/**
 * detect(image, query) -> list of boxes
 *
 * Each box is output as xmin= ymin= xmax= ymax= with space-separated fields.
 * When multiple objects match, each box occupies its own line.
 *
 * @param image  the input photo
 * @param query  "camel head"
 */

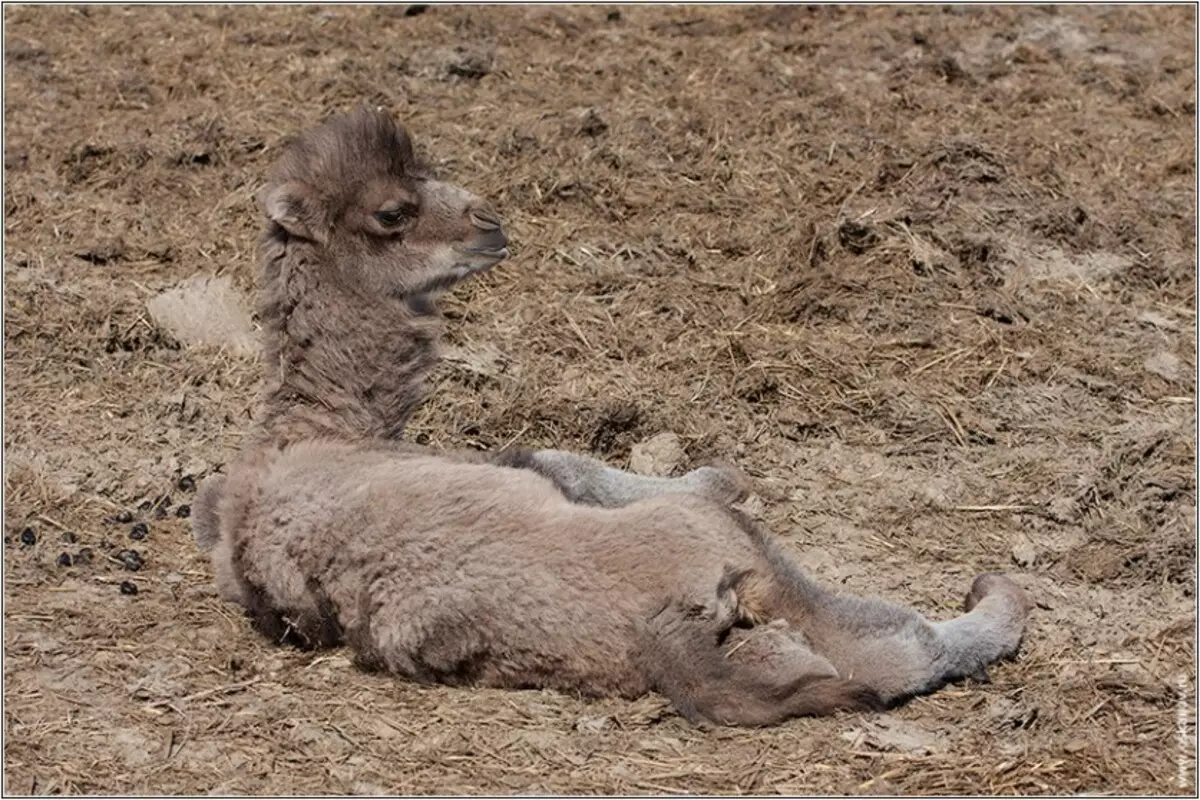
xmin=261 ymin=107 xmax=508 ymax=304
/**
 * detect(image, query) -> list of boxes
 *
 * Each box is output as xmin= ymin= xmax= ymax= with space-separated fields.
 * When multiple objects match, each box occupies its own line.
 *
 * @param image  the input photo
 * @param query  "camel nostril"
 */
xmin=469 ymin=209 xmax=502 ymax=232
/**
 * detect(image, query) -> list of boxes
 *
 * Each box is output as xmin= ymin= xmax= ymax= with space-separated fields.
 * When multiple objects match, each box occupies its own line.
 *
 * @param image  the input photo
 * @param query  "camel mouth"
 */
xmin=465 ymin=246 xmax=509 ymax=260
xmin=455 ymin=244 xmax=510 ymax=267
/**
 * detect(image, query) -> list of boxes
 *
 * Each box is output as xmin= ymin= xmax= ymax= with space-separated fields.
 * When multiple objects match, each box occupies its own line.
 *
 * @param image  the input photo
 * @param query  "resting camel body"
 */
xmin=194 ymin=108 xmax=1031 ymax=727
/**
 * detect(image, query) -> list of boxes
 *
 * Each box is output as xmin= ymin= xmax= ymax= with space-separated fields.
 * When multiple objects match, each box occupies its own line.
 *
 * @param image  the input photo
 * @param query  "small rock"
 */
xmin=119 ymin=581 xmax=139 ymax=596
xmin=20 ymin=527 xmax=37 ymax=546
xmin=629 ymin=432 xmax=685 ymax=477
xmin=987 ymin=696 xmax=1040 ymax=729
xmin=146 ymin=275 xmax=258 ymax=357
xmin=164 ymin=571 xmax=184 ymax=585
xmin=1063 ymin=738 xmax=1088 ymax=754
xmin=846 ymin=719 xmax=947 ymax=755
xmin=442 ymin=343 xmax=507 ymax=379
xmin=1011 ymin=536 xmax=1038 ymax=568
xmin=575 ymin=715 xmax=612 ymax=733
xmin=1045 ymin=495 xmax=1076 ymax=523
xmin=1137 ymin=310 xmax=1179 ymax=331
xmin=56 ymin=552 xmax=72 ymax=567
xmin=129 ymin=522 xmax=149 ymax=541
xmin=441 ymin=46 xmax=492 ymax=80
xmin=1144 ymin=351 xmax=1182 ymax=382
xmin=175 ymin=504 xmax=191 ymax=519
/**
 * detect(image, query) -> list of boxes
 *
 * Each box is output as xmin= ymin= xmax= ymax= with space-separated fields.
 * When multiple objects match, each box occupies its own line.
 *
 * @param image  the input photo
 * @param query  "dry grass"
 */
xmin=4 ymin=4 xmax=1196 ymax=794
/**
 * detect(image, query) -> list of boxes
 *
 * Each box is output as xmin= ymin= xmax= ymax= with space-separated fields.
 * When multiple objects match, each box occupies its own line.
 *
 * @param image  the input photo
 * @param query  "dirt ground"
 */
xmin=4 ymin=4 xmax=1196 ymax=795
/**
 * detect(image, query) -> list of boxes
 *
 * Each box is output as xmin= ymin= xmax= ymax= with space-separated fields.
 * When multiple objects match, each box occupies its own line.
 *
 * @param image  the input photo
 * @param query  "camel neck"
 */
xmin=255 ymin=235 xmax=443 ymax=445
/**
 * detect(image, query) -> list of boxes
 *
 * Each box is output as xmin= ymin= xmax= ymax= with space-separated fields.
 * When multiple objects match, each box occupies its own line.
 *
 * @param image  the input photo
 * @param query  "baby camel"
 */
xmin=195 ymin=108 xmax=1031 ymax=727
xmin=193 ymin=107 xmax=743 ymax=540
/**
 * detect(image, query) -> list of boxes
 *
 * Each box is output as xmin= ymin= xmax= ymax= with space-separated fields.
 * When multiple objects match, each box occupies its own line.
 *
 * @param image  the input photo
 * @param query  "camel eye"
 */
xmin=374 ymin=207 xmax=410 ymax=227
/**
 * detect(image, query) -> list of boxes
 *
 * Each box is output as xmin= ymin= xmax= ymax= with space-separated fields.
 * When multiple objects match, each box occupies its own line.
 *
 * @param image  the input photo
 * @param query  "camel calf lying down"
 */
xmin=195 ymin=108 xmax=1030 ymax=727
xmin=202 ymin=441 xmax=1028 ymax=726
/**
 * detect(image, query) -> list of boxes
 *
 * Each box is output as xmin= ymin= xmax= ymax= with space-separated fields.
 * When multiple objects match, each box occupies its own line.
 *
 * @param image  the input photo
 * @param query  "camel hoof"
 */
xmin=964 ymin=573 xmax=1032 ymax=616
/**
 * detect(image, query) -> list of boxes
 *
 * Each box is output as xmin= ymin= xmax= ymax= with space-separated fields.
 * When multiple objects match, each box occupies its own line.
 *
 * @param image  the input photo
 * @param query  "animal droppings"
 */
xmin=61 ymin=531 xmax=77 ymax=544
xmin=579 ymin=109 xmax=608 ymax=138
xmin=56 ymin=552 xmax=72 ymax=567
xmin=109 ymin=510 xmax=134 ymax=525
xmin=177 ymin=475 xmax=197 ymax=493
xmin=20 ymin=527 xmax=37 ymax=546
xmin=129 ymin=522 xmax=149 ymax=541
xmin=119 ymin=581 xmax=139 ymax=596
xmin=118 ymin=549 xmax=144 ymax=571
xmin=152 ymin=495 xmax=171 ymax=518
xmin=75 ymin=548 xmax=94 ymax=566
xmin=175 ymin=504 xmax=191 ymax=519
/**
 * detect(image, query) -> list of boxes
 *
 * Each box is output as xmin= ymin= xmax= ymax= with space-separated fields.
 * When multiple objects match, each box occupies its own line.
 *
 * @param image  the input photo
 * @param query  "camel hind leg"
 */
xmin=757 ymin=566 xmax=1032 ymax=706
xmin=722 ymin=510 xmax=1032 ymax=706
xmin=637 ymin=602 xmax=883 ymax=727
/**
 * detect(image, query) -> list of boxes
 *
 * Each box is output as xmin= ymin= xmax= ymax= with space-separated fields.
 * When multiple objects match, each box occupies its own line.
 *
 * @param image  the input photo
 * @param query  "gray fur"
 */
xmin=208 ymin=442 xmax=1031 ymax=725
xmin=525 ymin=450 xmax=749 ymax=508
xmin=196 ymin=108 xmax=1032 ymax=727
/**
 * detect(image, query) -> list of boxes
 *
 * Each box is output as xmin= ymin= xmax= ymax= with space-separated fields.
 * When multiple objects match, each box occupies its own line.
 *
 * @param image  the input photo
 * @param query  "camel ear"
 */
xmin=263 ymin=181 xmax=327 ymax=245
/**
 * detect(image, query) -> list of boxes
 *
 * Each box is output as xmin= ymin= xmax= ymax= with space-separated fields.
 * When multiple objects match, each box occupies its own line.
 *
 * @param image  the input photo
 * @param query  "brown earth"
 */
xmin=3 ymin=4 xmax=1196 ymax=795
